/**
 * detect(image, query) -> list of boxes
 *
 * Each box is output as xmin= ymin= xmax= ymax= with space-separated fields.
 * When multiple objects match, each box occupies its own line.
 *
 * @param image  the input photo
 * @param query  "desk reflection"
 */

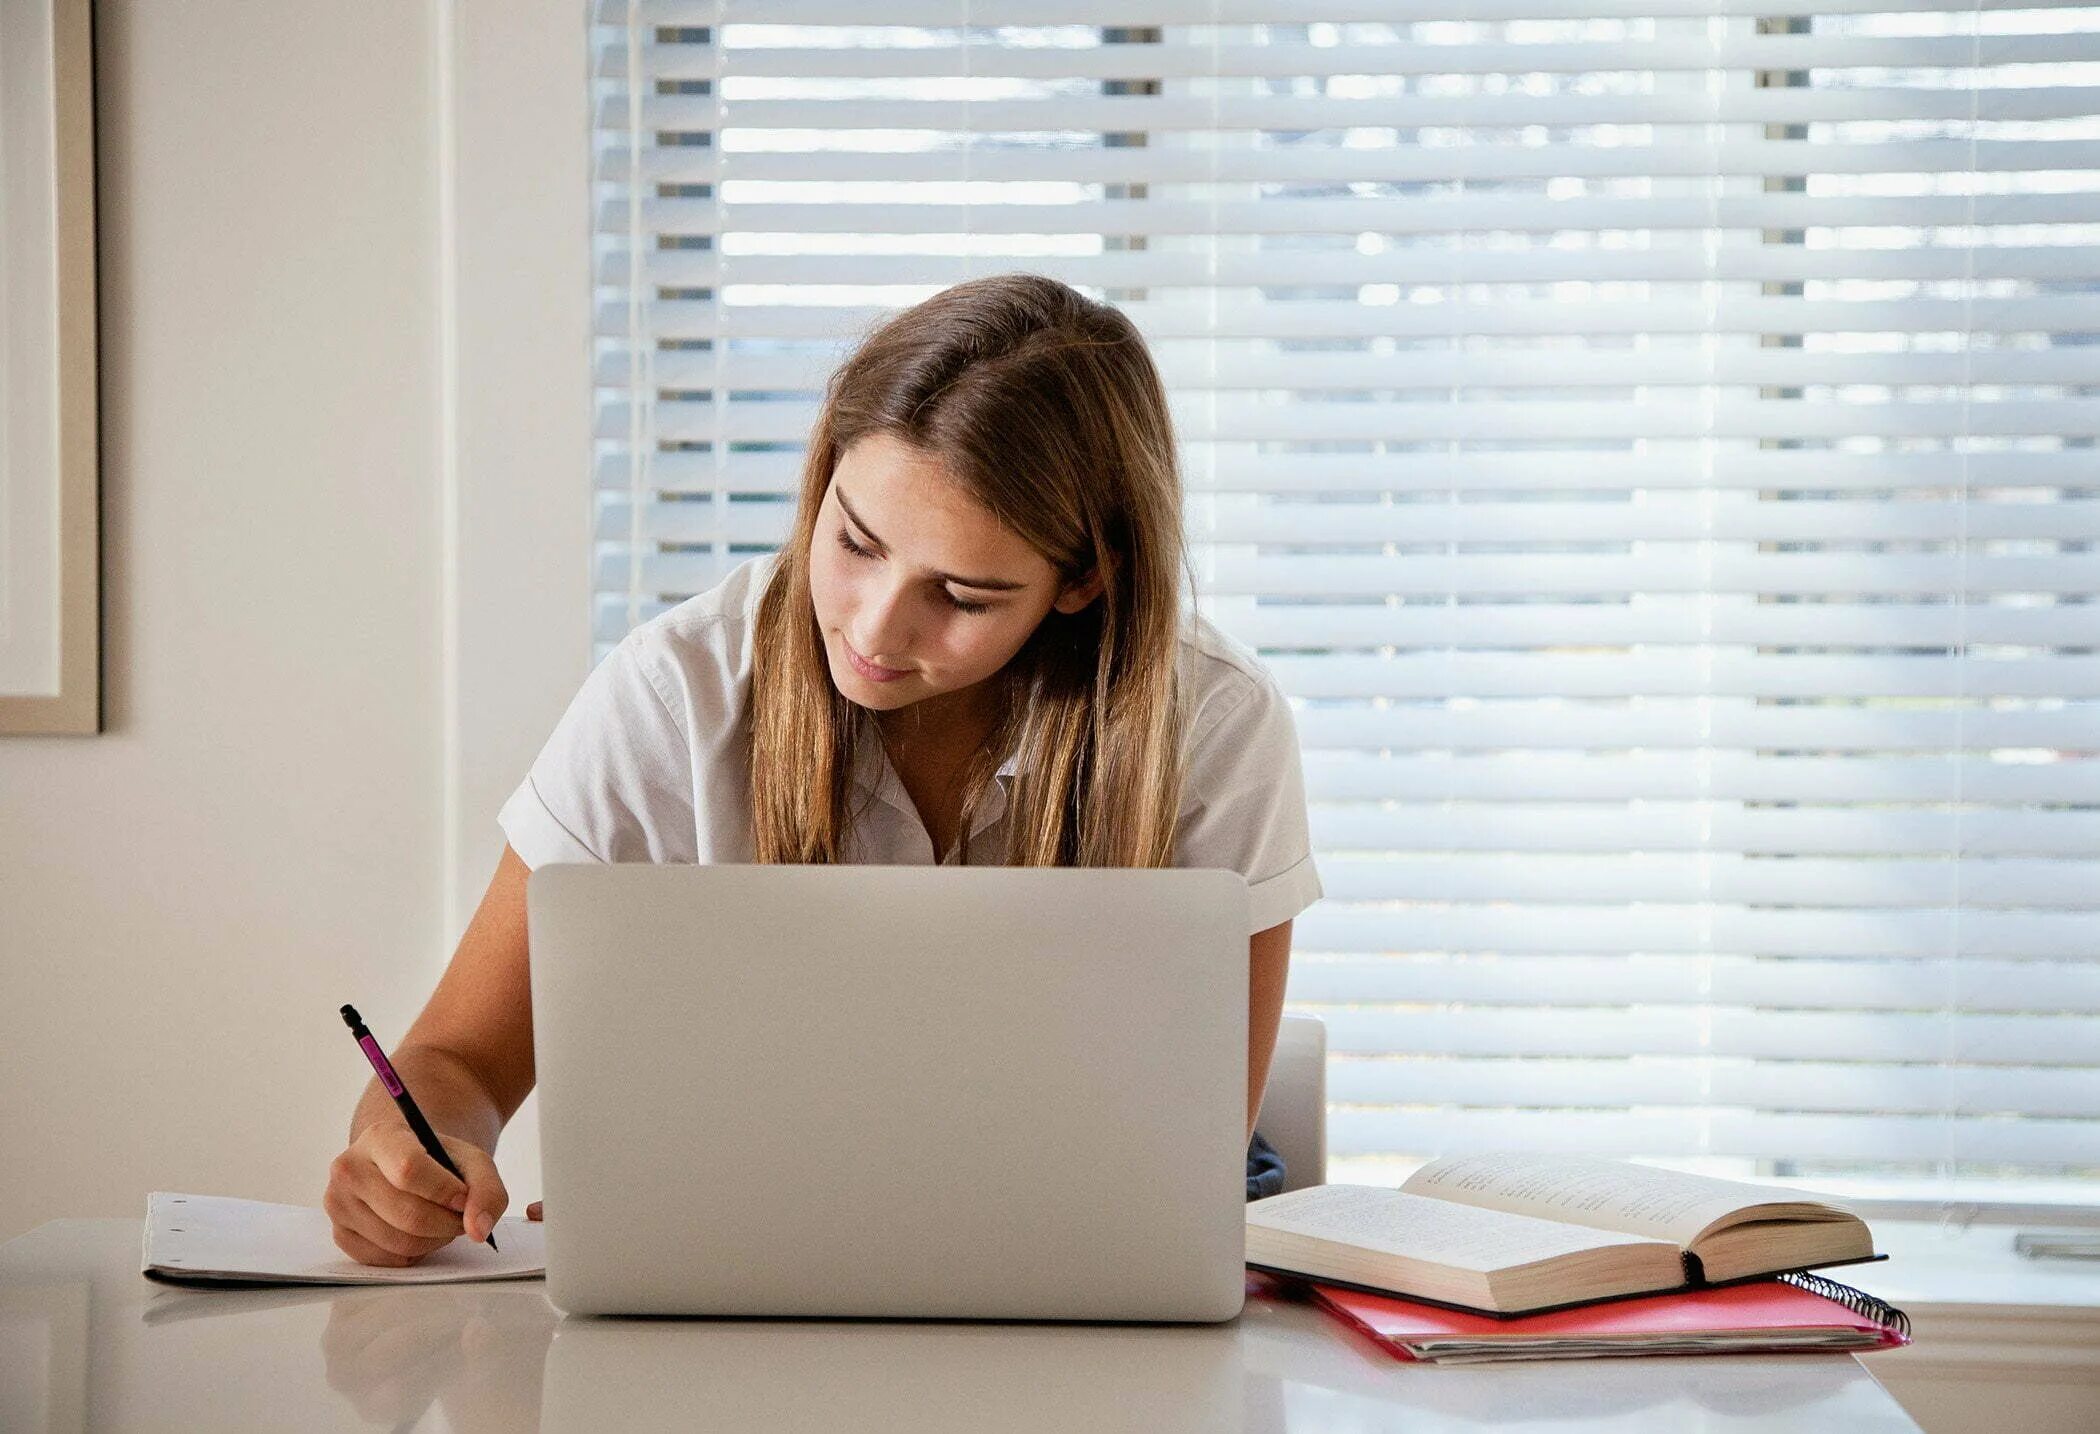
xmin=317 ymin=1284 xmax=554 ymax=1430
xmin=295 ymin=1272 xmax=1887 ymax=1434
xmin=541 ymin=1315 xmax=1251 ymax=1434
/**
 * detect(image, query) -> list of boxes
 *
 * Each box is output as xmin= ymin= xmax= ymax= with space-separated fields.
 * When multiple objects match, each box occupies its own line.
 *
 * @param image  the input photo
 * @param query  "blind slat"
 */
xmin=620 ymin=396 xmax=2100 ymax=443
xmin=607 ymin=296 xmax=2100 ymax=340
xmin=1300 ymin=753 xmax=2100 ymax=803
xmin=1326 ymin=1109 xmax=2096 ymax=1164
xmin=608 ymin=340 xmax=2100 ymax=390
xmin=1312 ymin=1006 xmax=2099 ymax=1064
xmin=1323 ymin=1056 xmax=2100 ymax=1120
xmin=1315 ymin=854 xmax=2100 ymax=908
xmin=1310 ymin=806 xmax=2100 ymax=856
xmin=610 ymin=139 xmax=2100 ymax=186
xmin=1291 ymin=956 xmax=2100 ymax=1016
xmin=604 ymin=192 xmax=2100 ymax=237
xmin=1295 ymin=708 xmax=2100 ymax=758
xmin=1237 ymin=603 xmax=2100 ymax=651
xmin=615 ymin=0 xmax=2100 ymax=23
xmin=617 ymin=85 xmax=2100 ymax=131
xmin=612 ymin=34 xmax=2100 ymax=82
xmin=1296 ymin=906 xmax=2097 ymax=958
xmin=599 ymin=448 xmax=2097 ymax=495
xmin=604 ymin=493 xmax=2100 ymax=548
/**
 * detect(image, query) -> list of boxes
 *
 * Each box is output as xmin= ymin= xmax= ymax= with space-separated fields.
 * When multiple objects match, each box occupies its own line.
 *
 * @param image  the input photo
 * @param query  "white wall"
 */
xmin=0 ymin=0 xmax=465 ymax=1242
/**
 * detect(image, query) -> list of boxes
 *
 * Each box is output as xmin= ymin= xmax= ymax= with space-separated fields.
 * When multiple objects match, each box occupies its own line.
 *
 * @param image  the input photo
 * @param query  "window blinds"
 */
xmin=590 ymin=1 xmax=2100 ymax=1197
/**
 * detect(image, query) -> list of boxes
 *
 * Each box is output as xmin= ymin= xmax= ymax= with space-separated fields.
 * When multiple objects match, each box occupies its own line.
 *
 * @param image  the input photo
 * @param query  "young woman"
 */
xmin=324 ymin=274 xmax=1323 ymax=1266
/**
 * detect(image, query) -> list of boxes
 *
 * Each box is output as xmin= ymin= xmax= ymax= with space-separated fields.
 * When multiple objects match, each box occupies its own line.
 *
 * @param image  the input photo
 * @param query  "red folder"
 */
xmin=1273 ymin=1274 xmax=1911 ymax=1365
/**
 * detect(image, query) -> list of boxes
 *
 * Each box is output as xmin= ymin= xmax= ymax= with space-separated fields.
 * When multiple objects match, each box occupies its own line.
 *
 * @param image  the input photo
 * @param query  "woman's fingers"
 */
xmin=439 ymin=1135 xmax=509 ymax=1243
xmin=359 ymin=1175 xmax=468 ymax=1241
xmin=329 ymin=1222 xmax=414 ymax=1268
xmin=368 ymin=1127 xmax=471 ymax=1211
xmin=327 ymin=1186 xmax=451 ymax=1262
xmin=526 ymin=1200 xmax=543 ymax=1221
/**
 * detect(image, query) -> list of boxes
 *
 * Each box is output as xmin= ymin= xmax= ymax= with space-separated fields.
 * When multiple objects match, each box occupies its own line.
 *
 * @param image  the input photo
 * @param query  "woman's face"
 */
xmin=808 ymin=432 xmax=1100 ymax=724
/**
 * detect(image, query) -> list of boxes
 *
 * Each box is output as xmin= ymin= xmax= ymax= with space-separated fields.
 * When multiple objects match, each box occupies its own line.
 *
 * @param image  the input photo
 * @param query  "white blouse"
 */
xmin=498 ymin=550 xmax=1323 ymax=935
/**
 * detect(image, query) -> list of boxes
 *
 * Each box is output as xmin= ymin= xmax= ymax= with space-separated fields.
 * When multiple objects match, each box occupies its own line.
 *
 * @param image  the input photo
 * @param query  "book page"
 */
xmin=1246 ymin=1186 xmax=1662 ymax=1273
xmin=1400 ymin=1154 xmax=1815 ymax=1245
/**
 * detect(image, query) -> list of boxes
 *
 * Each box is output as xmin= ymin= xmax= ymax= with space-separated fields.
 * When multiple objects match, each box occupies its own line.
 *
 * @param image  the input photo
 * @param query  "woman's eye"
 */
xmin=835 ymin=527 xmax=993 ymax=615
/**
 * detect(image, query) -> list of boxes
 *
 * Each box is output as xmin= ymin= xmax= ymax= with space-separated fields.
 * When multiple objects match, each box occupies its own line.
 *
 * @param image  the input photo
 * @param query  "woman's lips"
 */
xmin=843 ymin=638 xmax=911 ymax=683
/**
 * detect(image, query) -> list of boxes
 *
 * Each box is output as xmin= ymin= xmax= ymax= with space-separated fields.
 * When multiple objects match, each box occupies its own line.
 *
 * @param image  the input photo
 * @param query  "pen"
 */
xmin=339 ymin=1004 xmax=498 ymax=1251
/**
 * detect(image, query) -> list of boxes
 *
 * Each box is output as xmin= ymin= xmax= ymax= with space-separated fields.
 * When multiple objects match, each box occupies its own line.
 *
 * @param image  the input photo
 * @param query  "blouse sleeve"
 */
xmin=1173 ymin=670 xmax=1324 ymax=936
xmin=495 ymin=633 xmax=698 ymax=868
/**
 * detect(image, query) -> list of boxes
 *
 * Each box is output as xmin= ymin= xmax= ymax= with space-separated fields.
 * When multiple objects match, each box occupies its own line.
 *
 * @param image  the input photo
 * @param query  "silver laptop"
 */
xmin=526 ymin=863 xmax=1251 ymax=1322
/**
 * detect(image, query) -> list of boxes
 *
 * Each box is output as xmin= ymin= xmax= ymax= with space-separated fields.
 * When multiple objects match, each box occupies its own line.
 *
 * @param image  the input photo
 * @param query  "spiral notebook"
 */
xmin=139 ymin=1193 xmax=545 ymax=1286
xmin=1281 ymin=1271 xmax=1911 ymax=1365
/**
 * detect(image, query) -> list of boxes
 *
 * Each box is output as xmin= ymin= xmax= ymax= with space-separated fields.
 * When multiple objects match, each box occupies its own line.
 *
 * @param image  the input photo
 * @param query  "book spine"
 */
xmin=1779 ymin=1271 xmax=1911 ymax=1338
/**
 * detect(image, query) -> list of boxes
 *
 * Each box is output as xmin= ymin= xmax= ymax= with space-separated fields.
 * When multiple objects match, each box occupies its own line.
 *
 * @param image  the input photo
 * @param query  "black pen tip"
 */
xmin=486 ymin=1233 xmax=499 ymax=1251
xmin=340 ymin=1004 xmax=362 ymax=1029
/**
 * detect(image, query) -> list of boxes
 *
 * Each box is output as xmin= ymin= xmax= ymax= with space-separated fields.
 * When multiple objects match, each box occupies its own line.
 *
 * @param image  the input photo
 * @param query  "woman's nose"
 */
xmin=850 ymin=581 xmax=915 ymax=662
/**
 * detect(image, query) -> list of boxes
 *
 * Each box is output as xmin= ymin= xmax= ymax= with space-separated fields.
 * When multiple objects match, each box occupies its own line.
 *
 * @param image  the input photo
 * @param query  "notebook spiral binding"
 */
xmin=1779 ymin=1270 xmax=1911 ymax=1338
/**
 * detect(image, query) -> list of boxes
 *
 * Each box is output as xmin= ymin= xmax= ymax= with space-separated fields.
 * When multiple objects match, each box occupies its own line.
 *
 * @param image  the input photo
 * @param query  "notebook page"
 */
xmin=1401 ymin=1154 xmax=1820 ymax=1245
xmin=142 ymin=1192 xmax=545 ymax=1285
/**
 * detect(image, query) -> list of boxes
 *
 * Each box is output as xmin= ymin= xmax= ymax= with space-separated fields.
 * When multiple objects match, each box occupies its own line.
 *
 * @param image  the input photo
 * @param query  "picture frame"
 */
xmin=0 ymin=0 xmax=100 ymax=734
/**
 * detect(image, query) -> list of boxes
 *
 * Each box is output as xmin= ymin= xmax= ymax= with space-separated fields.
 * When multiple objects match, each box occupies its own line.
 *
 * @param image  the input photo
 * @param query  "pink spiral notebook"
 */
xmin=1257 ymin=1271 xmax=1912 ymax=1365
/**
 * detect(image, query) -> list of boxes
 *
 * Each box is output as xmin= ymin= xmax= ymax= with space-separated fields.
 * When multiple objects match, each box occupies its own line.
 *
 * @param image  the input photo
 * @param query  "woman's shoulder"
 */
xmin=614 ymin=549 xmax=783 ymax=717
xmin=1175 ymin=607 xmax=1283 ymax=752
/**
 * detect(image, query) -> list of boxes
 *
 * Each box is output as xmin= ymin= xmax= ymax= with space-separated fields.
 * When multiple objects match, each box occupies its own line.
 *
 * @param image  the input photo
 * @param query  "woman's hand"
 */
xmin=325 ymin=1122 xmax=509 ymax=1266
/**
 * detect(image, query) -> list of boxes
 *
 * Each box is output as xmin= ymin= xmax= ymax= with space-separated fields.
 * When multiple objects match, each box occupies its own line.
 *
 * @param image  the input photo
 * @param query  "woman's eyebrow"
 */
xmin=834 ymin=487 xmax=1028 ymax=592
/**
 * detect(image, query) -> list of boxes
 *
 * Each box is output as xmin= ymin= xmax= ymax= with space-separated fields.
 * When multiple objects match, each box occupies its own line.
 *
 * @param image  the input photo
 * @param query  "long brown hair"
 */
xmin=747 ymin=273 xmax=1194 ymax=868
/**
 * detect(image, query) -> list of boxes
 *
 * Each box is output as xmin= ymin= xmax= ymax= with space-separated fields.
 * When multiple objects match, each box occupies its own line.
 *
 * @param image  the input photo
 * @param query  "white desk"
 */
xmin=2 ymin=1220 xmax=1922 ymax=1433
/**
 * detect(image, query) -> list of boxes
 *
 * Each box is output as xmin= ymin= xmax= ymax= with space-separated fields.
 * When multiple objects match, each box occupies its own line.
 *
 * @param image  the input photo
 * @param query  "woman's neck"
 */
xmin=875 ymin=687 xmax=1001 ymax=770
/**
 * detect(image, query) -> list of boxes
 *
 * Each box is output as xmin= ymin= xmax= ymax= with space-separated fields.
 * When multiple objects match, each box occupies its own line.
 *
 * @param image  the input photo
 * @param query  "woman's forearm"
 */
xmin=349 ymin=1042 xmax=506 ymax=1155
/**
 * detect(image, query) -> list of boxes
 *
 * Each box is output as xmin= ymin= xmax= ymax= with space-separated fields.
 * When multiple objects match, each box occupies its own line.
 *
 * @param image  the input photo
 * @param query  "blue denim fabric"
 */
xmin=1246 ymin=1128 xmax=1285 ymax=1201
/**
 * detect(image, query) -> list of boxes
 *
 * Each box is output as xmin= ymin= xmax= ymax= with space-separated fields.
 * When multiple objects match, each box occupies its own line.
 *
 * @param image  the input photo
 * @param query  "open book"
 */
xmin=1245 ymin=1153 xmax=1878 ymax=1317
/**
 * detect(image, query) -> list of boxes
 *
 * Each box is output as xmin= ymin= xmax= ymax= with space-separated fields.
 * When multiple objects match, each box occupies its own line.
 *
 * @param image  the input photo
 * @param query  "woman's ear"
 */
xmin=1052 ymin=568 xmax=1105 ymax=614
